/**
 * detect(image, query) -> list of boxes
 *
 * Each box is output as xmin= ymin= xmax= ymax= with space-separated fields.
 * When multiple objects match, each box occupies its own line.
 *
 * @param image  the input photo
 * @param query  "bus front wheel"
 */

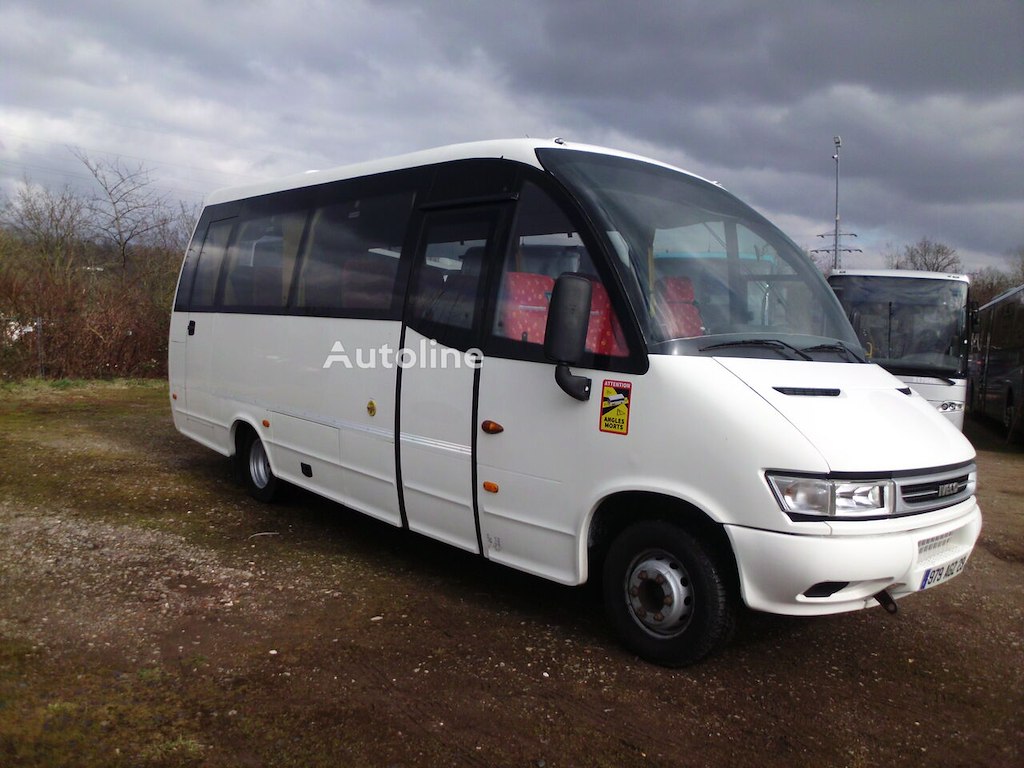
xmin=602 ymin=520 xmax=735 ymax=667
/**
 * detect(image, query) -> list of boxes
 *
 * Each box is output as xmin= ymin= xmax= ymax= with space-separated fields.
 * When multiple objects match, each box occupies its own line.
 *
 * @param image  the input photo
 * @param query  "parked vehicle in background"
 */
xmin=969 ymin=283 xmax=1024 ymax=439
xmin=169 ymin=139 xmax=981 ymax=666
xmin=827 ymin=269 xmax=972 ymax=429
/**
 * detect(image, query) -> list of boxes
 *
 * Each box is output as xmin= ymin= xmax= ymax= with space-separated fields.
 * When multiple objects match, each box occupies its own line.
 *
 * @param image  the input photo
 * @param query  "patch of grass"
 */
xmin=0 ymin=377 xmax=166 ymax=403
xmin=137 ymin=667 xmax=164 ymax=683
xmin=139 ymin=735 xmax=206 ymax=764
xmin=0 ymin=650 xmax=235 ymax=768
xmin=45 ymin=700 xmax=79 ymax=716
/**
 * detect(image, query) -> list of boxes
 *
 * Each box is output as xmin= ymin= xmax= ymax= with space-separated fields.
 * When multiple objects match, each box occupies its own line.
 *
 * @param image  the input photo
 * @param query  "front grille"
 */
xmin=901 ymin=475 xmax=971 ymax=505
xmin=893 ymin=464 xmax=975 ymax=515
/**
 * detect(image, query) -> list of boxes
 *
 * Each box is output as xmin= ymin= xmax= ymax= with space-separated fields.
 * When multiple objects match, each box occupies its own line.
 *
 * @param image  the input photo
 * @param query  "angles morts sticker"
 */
xmin=600 ymin=379 xmax=632 ymax=435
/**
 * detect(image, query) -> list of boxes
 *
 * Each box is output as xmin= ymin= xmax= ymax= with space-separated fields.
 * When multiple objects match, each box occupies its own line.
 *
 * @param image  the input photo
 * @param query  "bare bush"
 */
xmin=0 ymin=152 xmax=195 ymax=380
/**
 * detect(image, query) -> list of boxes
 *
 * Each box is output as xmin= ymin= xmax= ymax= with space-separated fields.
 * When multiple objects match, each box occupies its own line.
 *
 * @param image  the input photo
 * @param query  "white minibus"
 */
xmin=169 ymin=139 xmax=981 ymax=666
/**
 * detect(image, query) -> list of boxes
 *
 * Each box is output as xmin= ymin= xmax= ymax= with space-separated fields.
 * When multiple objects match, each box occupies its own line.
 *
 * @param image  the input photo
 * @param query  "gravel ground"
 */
xmin=0 ymin=380 xmax=1021 ymax=768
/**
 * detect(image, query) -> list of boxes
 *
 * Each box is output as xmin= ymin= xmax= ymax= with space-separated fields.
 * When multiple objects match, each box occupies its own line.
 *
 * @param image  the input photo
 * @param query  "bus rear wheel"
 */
xmin=240 ymin=429 xmax=279 ymax=503
xmin=602 ymin=520 xmax=735 ymax=667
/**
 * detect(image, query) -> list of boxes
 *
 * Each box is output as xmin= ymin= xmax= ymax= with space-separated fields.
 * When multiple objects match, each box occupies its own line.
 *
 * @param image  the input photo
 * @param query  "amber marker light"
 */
xmin=482 ymin=481 xmax=499 ymax=494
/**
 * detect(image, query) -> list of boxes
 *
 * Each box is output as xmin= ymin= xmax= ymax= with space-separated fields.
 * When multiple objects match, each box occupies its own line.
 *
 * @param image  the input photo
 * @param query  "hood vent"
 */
xmin=772 ymin=387 xmax=841 ymax=397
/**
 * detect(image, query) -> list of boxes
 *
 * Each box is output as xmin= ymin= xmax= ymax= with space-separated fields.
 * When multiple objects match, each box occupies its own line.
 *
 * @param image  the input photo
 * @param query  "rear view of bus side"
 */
xmin=970 ymin=283 xmax=1024 ymax=439
xmin=169 ymin=139 xmax=981 ymax=666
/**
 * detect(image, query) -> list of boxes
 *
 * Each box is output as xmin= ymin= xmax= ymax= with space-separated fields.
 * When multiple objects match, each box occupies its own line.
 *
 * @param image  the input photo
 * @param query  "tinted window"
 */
xmin=296 ymin=191 xmax=414 ymax=317
xmin=491 ymin=181 xmax=630 ymax=359
xmin=189 ymin=219 xmax=234 ymax=310
xmin=406 ymin=207 xmax=503 ymax=350
xmin=222 ymin=211 xmax=307 ymax=309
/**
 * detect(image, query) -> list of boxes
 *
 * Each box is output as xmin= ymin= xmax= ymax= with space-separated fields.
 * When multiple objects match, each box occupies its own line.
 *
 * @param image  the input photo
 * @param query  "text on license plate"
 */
xmin=919 ymin=554 xmax=968 ymax=590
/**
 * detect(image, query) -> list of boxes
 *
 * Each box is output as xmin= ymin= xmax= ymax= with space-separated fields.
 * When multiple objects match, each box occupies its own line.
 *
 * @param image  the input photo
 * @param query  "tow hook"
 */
xmin=874 ymin=589 xmax=899 ymax=615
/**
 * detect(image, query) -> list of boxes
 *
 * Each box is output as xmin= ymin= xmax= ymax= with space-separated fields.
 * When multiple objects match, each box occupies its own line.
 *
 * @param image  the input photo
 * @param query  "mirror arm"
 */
xmin=554 ymin=362 xmax=591 ymax=401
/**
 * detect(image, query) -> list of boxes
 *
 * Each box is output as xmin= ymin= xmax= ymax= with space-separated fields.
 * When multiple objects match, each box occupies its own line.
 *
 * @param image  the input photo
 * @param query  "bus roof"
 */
xmin=204 ymin=138 xmax=712 ymax=207
xmin=829 ymin=268 xmax=970 ymax=283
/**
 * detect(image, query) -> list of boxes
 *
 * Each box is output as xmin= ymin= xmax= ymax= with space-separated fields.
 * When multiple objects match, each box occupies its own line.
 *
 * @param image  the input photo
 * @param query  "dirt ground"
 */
xmin=0 ymin=380 xmax=1021 ymax=768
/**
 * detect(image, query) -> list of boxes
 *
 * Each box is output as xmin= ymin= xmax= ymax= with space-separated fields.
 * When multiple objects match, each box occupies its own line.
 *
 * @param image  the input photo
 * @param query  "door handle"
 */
xmin=187 ymin=320 xmax=196 ymax=336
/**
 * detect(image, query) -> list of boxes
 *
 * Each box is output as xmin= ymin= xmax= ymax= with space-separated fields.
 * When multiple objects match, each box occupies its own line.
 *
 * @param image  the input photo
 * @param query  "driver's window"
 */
xmin=491 ymin=182 xmax=629 ymax=360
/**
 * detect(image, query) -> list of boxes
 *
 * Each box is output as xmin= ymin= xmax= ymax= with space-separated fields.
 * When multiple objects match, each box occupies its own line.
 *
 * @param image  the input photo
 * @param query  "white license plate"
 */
xmin=919 ymin=554 xmax=968 ymax=590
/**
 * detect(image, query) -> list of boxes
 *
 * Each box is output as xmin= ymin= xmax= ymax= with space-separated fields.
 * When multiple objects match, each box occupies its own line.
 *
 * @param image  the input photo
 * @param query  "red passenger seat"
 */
xmin=586 ymin=281 xmax=628 ymax=357
xmin=498 ymin=272 xmax=554 ymax=344
xmin=656 ymin=276 xmax=704 ymax=338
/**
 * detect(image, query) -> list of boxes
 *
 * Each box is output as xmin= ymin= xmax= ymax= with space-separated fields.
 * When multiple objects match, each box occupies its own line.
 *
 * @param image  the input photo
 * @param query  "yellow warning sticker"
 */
xmin=600 ymin=379 xmax=632 ymax=435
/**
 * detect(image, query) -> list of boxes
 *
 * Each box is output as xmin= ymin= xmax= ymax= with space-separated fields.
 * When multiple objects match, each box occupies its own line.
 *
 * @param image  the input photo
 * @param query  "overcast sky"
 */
xmin=2 ymin=0 xmax=1022 ymax=272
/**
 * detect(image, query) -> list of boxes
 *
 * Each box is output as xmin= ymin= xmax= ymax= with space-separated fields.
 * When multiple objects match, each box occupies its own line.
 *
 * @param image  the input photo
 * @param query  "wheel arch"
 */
xmin=586 ymin=491 xmax=739 ymax=592
xmin=230 ymin=417 xmax=264 ymax=459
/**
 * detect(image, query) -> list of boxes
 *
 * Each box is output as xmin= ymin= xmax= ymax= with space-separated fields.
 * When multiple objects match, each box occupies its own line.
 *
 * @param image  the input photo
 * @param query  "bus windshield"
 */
xmin=538 ymin=149 xmax=860 ymax=361
xmin=828 ymin=274 xmax=970 ymax=379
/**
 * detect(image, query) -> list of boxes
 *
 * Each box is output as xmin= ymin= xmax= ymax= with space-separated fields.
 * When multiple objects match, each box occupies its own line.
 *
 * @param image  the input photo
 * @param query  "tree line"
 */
xmin=2 ymin=157 xmax=1023 ymax=380
xmin=881 ymin=237 xmax=1024 ymax=306
xmin=0 ymin=153 xmax=196 ymax=380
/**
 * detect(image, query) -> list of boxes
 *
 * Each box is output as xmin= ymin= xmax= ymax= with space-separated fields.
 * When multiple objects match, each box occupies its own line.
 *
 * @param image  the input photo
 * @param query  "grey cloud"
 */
xmin=1 ymin=0 xmax=1021 ymax=270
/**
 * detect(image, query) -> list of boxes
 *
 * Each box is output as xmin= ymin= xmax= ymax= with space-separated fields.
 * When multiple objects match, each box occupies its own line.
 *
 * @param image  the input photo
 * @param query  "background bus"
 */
xmin=969 ymin=283 xmax=1024 ymax=439
xmin=827 ymin=269 xmax=971 ymax=429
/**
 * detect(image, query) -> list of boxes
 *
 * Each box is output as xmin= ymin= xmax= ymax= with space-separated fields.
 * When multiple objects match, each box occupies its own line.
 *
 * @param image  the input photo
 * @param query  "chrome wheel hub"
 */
xmin=249 ymin=439 xmax=271 ymax=489
xmin=625 ymin=550 xmax=693 ymax=637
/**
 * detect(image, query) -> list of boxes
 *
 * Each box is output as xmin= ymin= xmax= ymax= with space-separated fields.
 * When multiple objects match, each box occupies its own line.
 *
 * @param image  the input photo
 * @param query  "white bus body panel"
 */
xmin=171 ymin=313 xmax=980 ymax=605
xmin=712 ymin=358 xmax=972 ymax=470
xmin=399 ymin=328 xmax=479 ymax=552
xmin=171 ymin=313 xmax=404 ymax=527
xmin=898 ymin=375 xmax=967 ymax=430
xmin=475 ymin=353 xmax=978 ymax=593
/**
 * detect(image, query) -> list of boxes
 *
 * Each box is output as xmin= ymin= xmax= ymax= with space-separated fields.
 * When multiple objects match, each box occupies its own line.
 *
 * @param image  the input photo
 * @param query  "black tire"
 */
xmin=239 ymin=429 xmax=280 ymax=503
xmin=602 ymin=520 xmax=735 ymax=667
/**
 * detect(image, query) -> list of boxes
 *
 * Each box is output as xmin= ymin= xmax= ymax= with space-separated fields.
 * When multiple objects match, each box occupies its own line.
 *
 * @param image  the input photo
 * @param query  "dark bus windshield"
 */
xmin=827 ymin=274 xmax=970 ymax=379
xmin=538 ymin=149 xmax=860 ymax=361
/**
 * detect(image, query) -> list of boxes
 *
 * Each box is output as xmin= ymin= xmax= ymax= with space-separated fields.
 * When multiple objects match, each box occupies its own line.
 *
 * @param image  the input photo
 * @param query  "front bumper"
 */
xmin=726 ymin=499 xmax=982 ymax=616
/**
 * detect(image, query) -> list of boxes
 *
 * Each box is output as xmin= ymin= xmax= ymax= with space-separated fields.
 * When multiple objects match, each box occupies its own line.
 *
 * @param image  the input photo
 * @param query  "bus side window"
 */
xmin=405 ymin=208 xmax=501 ymax=351
xmin=189 ymin=219 xmax=234 ymax=310
xmin=491 ymin=181 xmax=629 ymax=359
xmin=296 ymin=191 xmax=414 ymax=317
xmin=221 ymin=211 xmax=306 ymax=310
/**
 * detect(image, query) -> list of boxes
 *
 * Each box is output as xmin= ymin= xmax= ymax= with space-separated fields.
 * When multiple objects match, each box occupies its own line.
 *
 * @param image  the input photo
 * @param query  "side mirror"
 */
xmin=544 ymin=274 xmax=592 ymax=401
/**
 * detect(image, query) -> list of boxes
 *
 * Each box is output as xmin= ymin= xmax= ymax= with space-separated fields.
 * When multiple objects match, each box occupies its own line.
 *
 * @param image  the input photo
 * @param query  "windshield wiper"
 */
xmin=802 ymin=342 xmax=866 ymax=363
xmin=699 ymin=338 xmax=812 ymax=361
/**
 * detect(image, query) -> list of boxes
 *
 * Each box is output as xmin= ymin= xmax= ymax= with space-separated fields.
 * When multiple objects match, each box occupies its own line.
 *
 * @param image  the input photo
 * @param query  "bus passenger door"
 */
xmin=397 ymin=206 xmax=506 ymax=553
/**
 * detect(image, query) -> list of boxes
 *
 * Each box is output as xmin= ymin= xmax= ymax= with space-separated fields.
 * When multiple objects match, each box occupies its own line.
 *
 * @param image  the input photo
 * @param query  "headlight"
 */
xmin=767 ymin=474 xmax=895 ymax=519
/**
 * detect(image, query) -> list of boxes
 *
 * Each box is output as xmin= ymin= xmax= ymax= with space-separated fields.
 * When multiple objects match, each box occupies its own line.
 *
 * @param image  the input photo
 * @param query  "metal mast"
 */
xmin=832 ymin=136 xmax=841 ymax=269
xmin=811 ymin=135 xmax=860 ymax=269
